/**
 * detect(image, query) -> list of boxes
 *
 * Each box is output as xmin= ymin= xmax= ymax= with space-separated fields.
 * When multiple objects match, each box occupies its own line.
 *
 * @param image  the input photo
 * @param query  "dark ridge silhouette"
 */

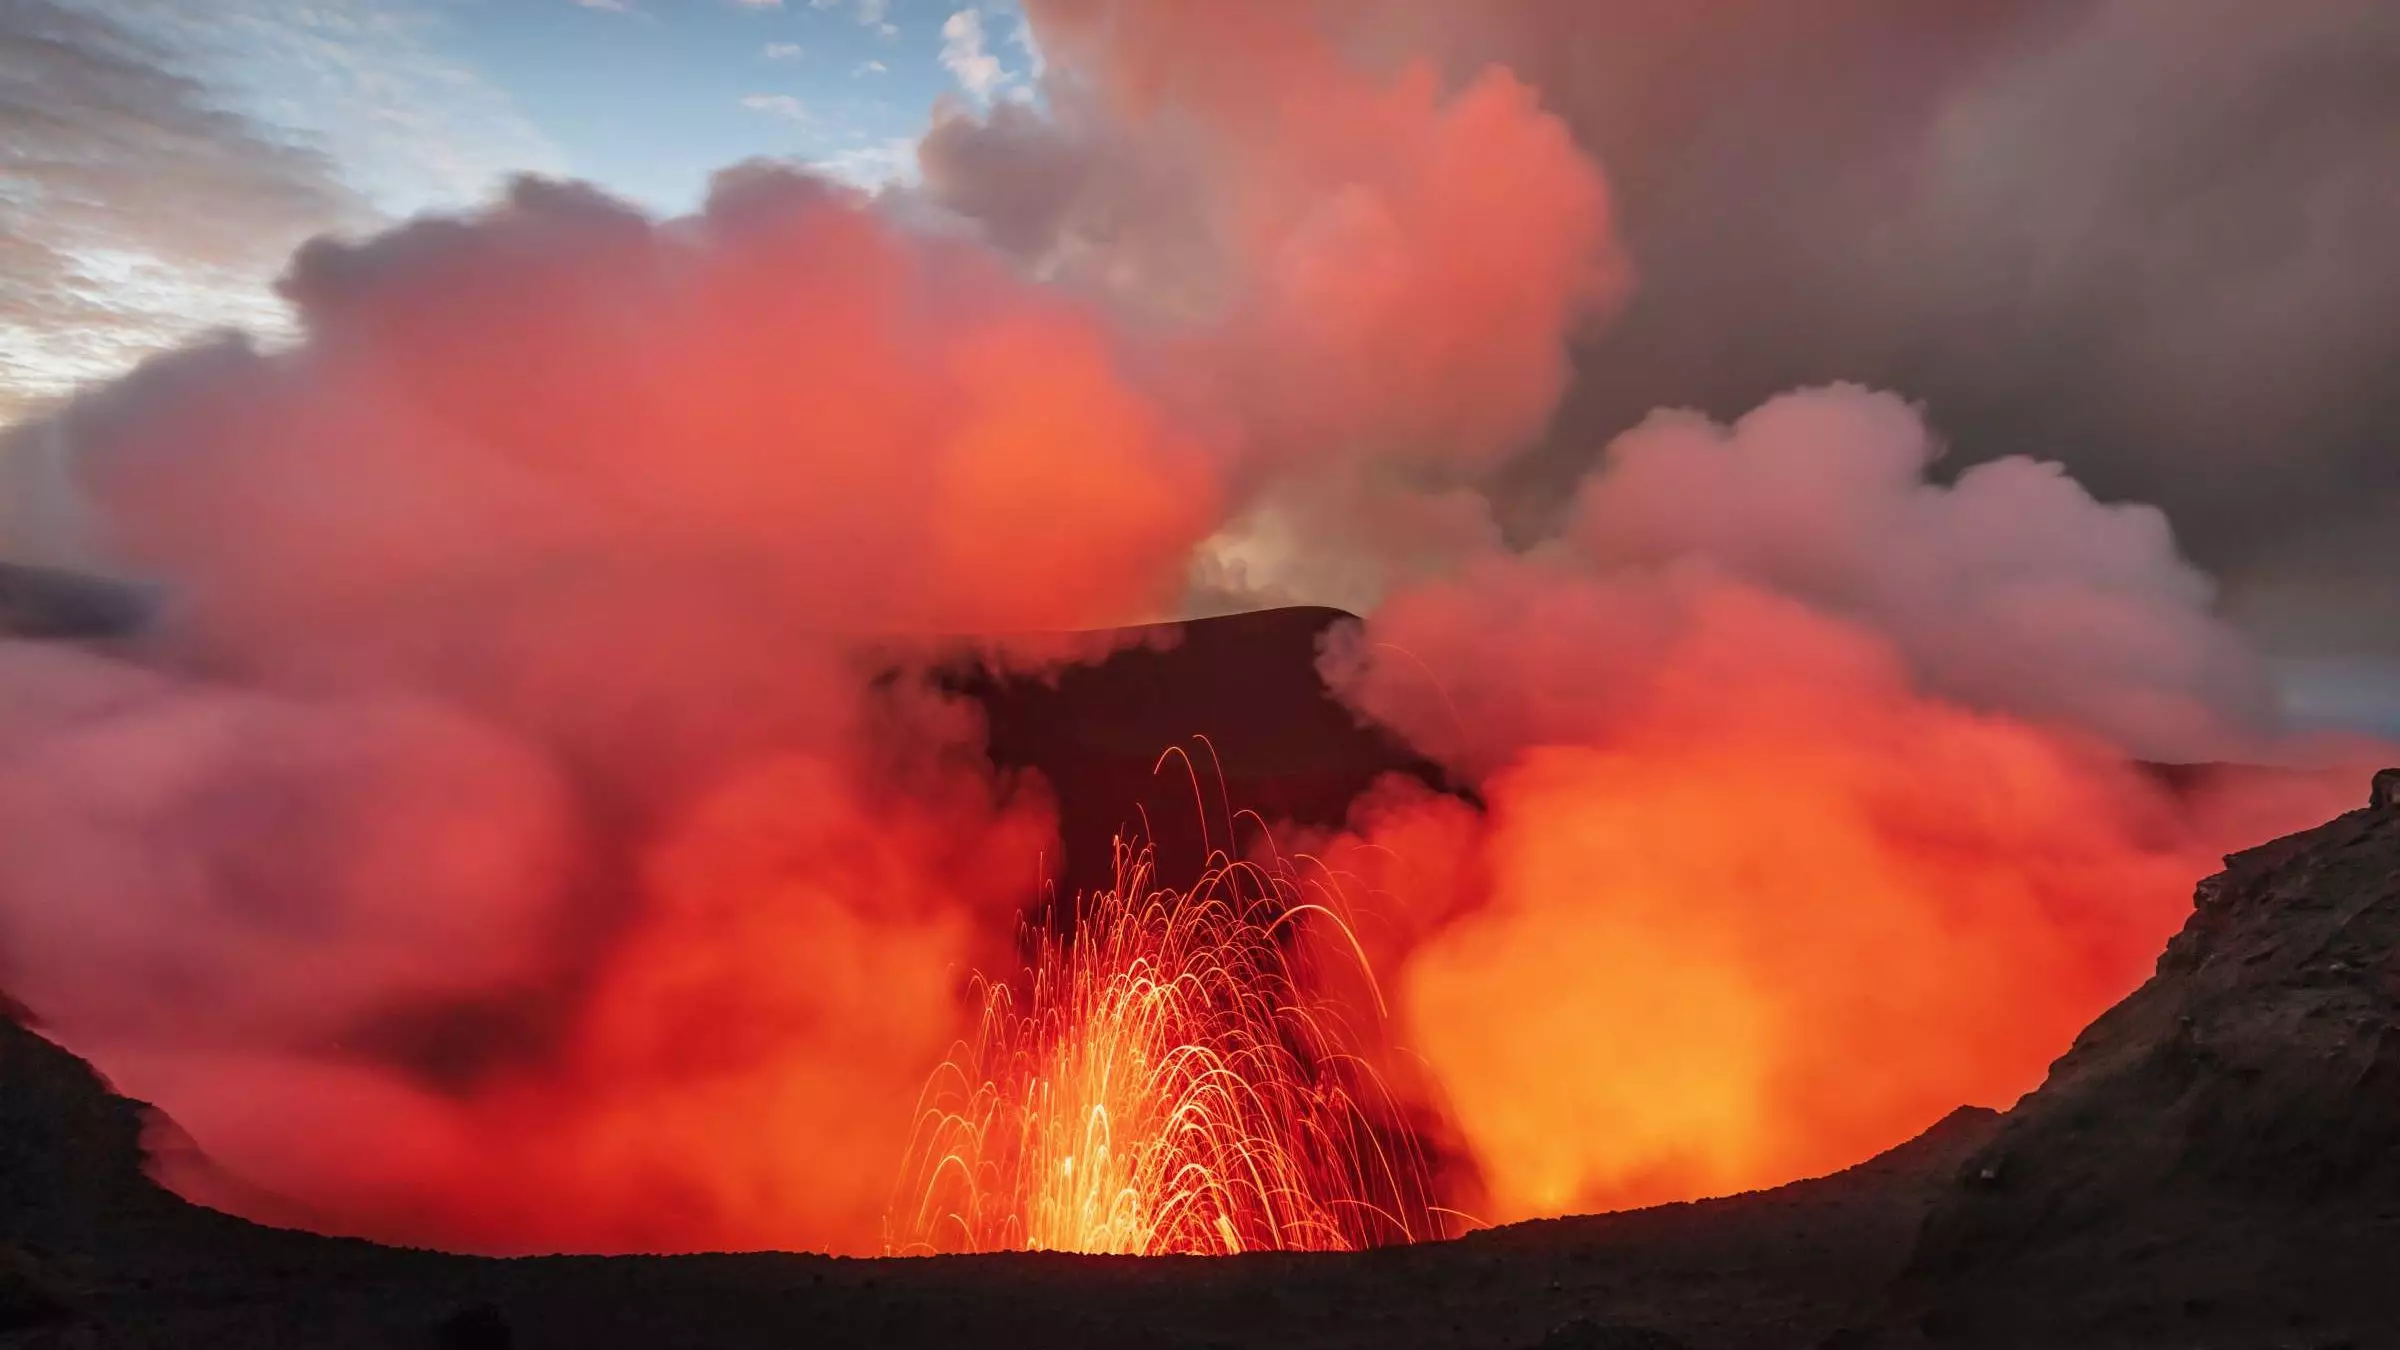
xmin=2 ymin=777 xmax=2394 ymax=1346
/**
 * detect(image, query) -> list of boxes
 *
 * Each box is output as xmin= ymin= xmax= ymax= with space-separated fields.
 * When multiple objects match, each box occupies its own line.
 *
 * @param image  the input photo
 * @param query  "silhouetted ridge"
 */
xmin=1888 ymin=773 xmax=2400 ymax=1346
xmin=0 ymin=1008 xmax=182 ymax=1257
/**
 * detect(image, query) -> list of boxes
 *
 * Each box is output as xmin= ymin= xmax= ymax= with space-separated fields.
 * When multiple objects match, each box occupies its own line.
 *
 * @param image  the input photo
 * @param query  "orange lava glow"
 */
xmin=886 ymin=807 xmax=1442 ymax=1256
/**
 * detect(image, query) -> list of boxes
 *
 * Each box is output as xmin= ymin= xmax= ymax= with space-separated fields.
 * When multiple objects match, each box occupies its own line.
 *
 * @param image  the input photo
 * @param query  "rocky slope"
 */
xmin=1883 ymin=787 xmax=2400 ymax=1348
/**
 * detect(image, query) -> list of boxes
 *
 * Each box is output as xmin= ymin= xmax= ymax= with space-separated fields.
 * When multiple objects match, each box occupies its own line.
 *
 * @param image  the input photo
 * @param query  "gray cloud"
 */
xmin=923 ymin=0 xmax=2399 ymax=683
xmin=1466 ymin=0 xmax=2400 ymax=662
xmin=0 ymin=0 xmax=566 ymax=437
xmin=0 ymin=0 xmax=369 ymax=419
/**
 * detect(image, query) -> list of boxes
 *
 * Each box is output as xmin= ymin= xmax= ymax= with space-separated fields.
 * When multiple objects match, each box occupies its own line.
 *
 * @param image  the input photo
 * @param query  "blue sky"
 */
xmin=446 ymin=0 xmax=1034 ymax=211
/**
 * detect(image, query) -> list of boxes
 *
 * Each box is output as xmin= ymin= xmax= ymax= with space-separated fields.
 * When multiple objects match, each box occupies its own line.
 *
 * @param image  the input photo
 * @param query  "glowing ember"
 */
xmin=886 ymin=819 xmax=1441 ymax=1256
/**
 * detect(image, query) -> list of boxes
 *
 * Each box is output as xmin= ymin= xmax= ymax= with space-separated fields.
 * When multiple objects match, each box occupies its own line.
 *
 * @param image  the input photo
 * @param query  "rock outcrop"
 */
xmin=1892 ymin=777 xmax=2400 ymax=1346
xmin=0 ymin=1007 xmax=184 ymax=1257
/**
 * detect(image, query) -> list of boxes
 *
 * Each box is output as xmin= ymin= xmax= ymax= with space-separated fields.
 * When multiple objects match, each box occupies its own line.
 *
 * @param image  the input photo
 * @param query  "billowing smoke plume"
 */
xmin=919 ymin=0 xmax=1624 ymax=612
xmin=0 ymin=0 xmax=2382 ymax=1255
xmin=1344 ymin=386 xmax=2284 ymax=765
xmin=1424 ymin=0 xmax=2400 ymax=686
xmin=925 ymin=0 xmax=1621 ymax=474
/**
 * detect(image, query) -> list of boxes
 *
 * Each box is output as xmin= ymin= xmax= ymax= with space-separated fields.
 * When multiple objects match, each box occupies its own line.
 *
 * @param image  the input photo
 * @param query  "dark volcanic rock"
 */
xmin=434 ymin=1301 xmax=514 ymax=1349
xmin=1533 ymin=1317 xmax=1693 ymax=1349
xmin=1891 ymin=788 xmax=2400 ymax=1346
xmin=0 ymin=1004 xmax=183 ymax=1257
xmin=0 ymin=1243 xmax=76 ymax=1332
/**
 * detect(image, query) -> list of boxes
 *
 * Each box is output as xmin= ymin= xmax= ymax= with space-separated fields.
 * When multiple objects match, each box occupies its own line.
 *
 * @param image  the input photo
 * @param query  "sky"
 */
xmin=0 ymin=0 xmax=1034 ymax=421
xmin=449 ymin=0 xmax=1039 ymax=211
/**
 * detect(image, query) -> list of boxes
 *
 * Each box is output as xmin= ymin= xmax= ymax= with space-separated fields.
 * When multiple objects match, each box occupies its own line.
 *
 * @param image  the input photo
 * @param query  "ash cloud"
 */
xmin=1467 ymin=0 xmax=2400 ymax=668
xmin=929 ymin=1 xmax=2400 ymax=682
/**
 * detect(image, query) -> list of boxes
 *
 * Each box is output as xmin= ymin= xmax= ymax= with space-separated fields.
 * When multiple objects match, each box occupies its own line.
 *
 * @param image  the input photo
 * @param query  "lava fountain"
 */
xmin=887 ymin=781 xmax=1444 ymax=1256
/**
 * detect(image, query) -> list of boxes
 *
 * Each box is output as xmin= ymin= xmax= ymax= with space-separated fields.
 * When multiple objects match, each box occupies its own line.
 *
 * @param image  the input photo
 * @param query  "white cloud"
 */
xmin=811 ymin=136 xmax=919 ymax=190
xmin=151 ymin=0 xmax=566 ymax=213
xmin=732 ymin=0 xmax=785 ymax=8
xmin=739 ymin=93 xmax=812 ymax=122
xmin=1008 ymin=8 xmax=1045 ymax=80
xmin=810 ymin=0 xmax=896 ymax=37
xmin=939 ymin=10 xmax=1005 ymax=100
xmin=854 ymin=59 xmax=888 ymax=76
xmin=764 ymin=41 xmax=804 ymax=59
xmin=575 ymin=0 xmax=634 ymax=10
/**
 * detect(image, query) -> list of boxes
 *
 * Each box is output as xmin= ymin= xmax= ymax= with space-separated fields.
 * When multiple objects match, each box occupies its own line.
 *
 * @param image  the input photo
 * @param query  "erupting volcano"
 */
xmin=1 ymin=1 xmax=2395 ymax=1325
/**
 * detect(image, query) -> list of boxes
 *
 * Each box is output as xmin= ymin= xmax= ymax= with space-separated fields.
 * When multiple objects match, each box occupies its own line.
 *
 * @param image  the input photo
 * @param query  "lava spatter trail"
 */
xmin=887 ymin=776 xmax=1443 ymax=1257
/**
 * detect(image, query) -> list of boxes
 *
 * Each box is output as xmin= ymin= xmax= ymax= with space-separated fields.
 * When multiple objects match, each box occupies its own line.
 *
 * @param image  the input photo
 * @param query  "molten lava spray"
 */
xmin=888 ymin=800 xmax=1440 ymax=1256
